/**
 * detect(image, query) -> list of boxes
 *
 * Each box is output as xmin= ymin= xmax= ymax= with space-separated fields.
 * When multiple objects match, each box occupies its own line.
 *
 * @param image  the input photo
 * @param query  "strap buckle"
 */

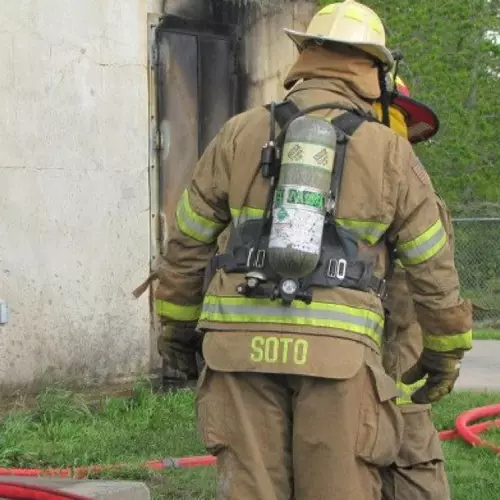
xmin=327 ymin=258 xmax=347 ymax=280
xmin=247 ymin=248 xmax=266 ymax=269
xmin=376 ymin=279 xmax=388 ymax=300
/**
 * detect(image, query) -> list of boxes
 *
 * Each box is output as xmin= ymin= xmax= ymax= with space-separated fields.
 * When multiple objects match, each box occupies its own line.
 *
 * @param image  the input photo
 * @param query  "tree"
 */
xmin=319 ymin=0 xmax=500 ymax=214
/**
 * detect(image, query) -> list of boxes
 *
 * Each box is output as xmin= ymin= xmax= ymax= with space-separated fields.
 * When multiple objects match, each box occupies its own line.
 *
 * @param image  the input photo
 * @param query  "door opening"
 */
xmin=153 ymin=15 xmax=241 ymax=254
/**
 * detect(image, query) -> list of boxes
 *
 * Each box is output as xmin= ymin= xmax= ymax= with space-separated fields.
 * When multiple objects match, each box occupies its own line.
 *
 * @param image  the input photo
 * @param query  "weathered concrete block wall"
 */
xmin=0 ymin=0 xmax=157 ymax=394
xmin=164 ymin=0 xmax=317 ymax=106
xmin=0 ymin=0 xmax=316 ymax=393
xmin=242 ymin=2 xmax=317 ymax=105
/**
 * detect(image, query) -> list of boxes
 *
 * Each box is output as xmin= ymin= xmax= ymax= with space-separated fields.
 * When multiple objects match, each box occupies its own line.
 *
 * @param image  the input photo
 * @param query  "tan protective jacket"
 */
xmin=383 ymin=195 xmax=455 ymax=411
xmin=155 ymin=78 xmax=472 ymax=378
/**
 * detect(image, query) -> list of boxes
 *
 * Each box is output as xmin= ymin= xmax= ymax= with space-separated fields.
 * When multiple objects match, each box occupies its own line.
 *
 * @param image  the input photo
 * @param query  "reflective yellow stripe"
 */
xmin=176 ymin=190 xmax=225 ymax=243
xmin=423 ymin=330 xmax=473 ymax=352
xmin=397 ymin=219 xmax=446 ymax=266
xmin=200 ymin=296 xmax=384 ymax=345
xmin=230 ymin=206 xmax=264 ymax=227
xmin=396 ymin=378 xmax=427 ymax=406
xmin=229 ymin=212 xmax=389 ymax=245
xmin=336 ymin=219 xmax=389 ymax=245
xmin=156 ymin=299 xmax=202 ymax=321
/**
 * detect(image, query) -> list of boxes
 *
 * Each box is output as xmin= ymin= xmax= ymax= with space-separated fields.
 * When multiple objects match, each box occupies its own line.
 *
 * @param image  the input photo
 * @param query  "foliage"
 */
xmin=319 ymin=0 xmax=500 ymax=214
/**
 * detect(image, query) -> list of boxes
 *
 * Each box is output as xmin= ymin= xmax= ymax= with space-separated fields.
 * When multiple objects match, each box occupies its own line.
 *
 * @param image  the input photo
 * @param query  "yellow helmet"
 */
xmin=284 ymin=1 xmax=394 ymax=70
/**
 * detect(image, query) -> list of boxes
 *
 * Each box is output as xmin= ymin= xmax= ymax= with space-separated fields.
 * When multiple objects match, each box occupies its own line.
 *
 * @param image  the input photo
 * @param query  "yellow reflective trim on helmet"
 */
xmin=318 ymin=4 xmax=338 ymax=15
xmin=397 ymin=219 xmax=447 ymax=266
xmin=423 ymin=330 xmax=473 ymax=352
xmin=344 ymin=6 xmax=364 ymax=22
xmin=369 ymin=16 xmax=384 ymax=35
xmin=396 ymin=378 xmax=427 ymax=406
xmin=336 ymin=218 xmax=389 ymax=245
xmin=176 ymin=190 xmax=225 ymax=244
xmin=200 ymin=295 xmax=385 ymax=345
xmin=155 ymin=299 xmax=202 ymax=321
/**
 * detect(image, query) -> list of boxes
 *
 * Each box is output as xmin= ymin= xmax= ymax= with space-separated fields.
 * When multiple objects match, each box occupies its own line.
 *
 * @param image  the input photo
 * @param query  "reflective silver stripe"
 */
xmin=200 ymin=297 xmax=384 ymax=343
xmin=336 ymin=219 xmax=389 ymax=245
xmin=398 ymin=220 xmax=446 ymax=265
xmin=176 ymin=191 xmax=225 ymax=243
xmin=230 ymin=206 xmax=264 ymax=227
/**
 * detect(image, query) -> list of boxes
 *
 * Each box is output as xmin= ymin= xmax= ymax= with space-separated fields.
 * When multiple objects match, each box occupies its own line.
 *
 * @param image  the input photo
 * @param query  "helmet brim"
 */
xmin=392 ymin=94 xmax=440 ymax=144
xmin=284 ymin=28 xmax=395 ymax=70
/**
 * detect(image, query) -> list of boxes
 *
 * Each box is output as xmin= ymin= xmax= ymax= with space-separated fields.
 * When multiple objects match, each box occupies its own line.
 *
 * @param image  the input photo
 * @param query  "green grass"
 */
xmin=474 ymin=329 xmax=500 ymax=340
xmin=432 ymin=392 xmax=500 ymax=499
xmin=0 ymin=385 xmax=499 ymax=499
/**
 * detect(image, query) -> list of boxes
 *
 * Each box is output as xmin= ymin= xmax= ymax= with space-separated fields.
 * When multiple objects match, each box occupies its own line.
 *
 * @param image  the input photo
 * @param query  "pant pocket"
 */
xmin=195 ymin=367 xmax=228 ymax=456
xmin=356 ymin=361 xmax=404 ymax=467
xmin=395 ymin=410 xmax=444 ymax=467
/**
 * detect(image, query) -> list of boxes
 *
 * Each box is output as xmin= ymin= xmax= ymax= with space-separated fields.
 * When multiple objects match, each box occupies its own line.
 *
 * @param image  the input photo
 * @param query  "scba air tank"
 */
xmin=268 ymin=116 xmax=337 ymax=278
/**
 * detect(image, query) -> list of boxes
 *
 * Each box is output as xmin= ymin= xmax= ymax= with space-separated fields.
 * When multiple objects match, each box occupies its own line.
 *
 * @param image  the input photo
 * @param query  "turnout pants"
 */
xmin=381 ymin=307 xmax=451 ymax=500
xmin=195 ymin=358 xmax=403 ymax=500
xmin=380 ymin=408 xmax=450 ymax=500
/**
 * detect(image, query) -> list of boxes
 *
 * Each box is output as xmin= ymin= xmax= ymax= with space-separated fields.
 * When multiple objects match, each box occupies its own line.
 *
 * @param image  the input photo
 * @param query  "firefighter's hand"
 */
xmin=157 ymin=322 xmax=202 ymax=380
xmin=401 ymin=348 xmax=465 ymax=404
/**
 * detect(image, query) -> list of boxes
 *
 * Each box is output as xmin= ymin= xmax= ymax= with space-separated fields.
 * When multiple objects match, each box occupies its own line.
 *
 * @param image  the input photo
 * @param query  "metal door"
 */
xmin=153 ymin=16 xmax=239 ymax=254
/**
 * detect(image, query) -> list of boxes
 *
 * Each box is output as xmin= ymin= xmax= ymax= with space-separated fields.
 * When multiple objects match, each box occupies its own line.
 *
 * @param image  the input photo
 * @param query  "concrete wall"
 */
xmin=0 ymin=0 xmax=316 ymax=394
xmin=242 ymin=2 xmax=317 ymax=106
xmin=0 ymin=0 xmax=157 ymax=394
xmin=163 ymin=0 xmax=317 ymax=106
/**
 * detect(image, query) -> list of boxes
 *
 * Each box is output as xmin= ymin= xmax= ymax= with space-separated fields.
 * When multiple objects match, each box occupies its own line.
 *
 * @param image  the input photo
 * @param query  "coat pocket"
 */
xmin=195 ymin=367 xmax=228 ymax=456
xmin=356 ymin=361 xmax=404 ymax=467
xmin=395 ymin=410 xmax=444 ymax=466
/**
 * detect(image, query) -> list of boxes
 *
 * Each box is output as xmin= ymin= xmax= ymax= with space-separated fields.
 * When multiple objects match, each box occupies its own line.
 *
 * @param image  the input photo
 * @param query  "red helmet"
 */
xmin=391 ymin=76 xmax=440 ymax=144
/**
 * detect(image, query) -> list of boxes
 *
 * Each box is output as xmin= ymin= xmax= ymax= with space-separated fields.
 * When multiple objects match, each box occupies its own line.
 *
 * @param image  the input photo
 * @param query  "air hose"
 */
xmin=0 ymin=404 xmax=498 ymax=488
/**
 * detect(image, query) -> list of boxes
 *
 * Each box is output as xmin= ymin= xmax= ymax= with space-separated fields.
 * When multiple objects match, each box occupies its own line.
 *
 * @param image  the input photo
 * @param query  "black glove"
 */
xmin=157 ymin=322 xmax=203 ymax=381
xmin=402 ymin=348 xmax=464 ymax=404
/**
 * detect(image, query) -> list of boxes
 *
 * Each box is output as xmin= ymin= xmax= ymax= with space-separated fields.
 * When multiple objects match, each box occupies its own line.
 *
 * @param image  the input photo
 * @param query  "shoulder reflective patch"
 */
xmin=411 ymin=159 xmax=431 ymax=186
xmin=250 ymin=335 xmax=309 ymax=365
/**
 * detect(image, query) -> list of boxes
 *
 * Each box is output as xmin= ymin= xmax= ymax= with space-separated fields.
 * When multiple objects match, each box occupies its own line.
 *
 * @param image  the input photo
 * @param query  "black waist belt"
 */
xmin=211 ymin=248 xmax=388 ymax=299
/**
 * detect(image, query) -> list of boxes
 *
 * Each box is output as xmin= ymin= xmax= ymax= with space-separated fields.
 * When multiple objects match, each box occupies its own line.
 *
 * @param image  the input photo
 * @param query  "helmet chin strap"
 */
xmin=378 ymin=51 xmax=405 ymax=128
xmin=391 ymin=50 xmax=405 ymax=99
xmin=378 ymin=64 xmax=391 ymax=127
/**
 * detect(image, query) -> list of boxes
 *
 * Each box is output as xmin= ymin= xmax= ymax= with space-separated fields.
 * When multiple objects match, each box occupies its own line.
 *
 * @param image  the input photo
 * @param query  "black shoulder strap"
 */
xmin=329 ymin=112 xmax=369 ymax=214
xmin=264 ymin=100 xmax=300 ymax=130
xmin=331 ymin=112 xmax=370 ymax=137
xmin=265 ymin=100 xmax=374 ymax=135
xmin=264 ymin=100 xmax=373 ymax=215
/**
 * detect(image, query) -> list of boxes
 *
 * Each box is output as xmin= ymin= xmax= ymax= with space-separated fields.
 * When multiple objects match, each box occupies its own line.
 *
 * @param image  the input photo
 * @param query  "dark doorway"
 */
xmin=154 ymin=15 xmax=240 ymax=245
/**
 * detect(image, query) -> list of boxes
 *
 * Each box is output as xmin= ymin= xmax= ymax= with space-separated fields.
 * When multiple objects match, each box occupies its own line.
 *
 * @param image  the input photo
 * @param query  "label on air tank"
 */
xmin=269 ymin=185 xmax=326 ymax=253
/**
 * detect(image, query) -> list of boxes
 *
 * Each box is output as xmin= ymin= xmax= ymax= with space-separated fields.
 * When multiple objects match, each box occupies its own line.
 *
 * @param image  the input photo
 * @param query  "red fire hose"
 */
xmin=0 ymin=481 xmax=91 ymax=499
xmin=0 ymin=404 xmax=498 ymax=498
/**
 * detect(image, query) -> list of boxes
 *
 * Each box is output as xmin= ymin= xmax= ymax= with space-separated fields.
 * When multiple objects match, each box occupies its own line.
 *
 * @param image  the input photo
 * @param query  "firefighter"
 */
xmin=155 ymin=2 xmax=473 ymax=498
xmin=373 ymin=76 xmax=452 ymax=500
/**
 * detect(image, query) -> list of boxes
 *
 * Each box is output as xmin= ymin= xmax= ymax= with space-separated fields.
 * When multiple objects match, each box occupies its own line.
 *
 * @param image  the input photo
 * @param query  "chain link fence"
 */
xmin=453 ymin=218 xmax=500 ymax=328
